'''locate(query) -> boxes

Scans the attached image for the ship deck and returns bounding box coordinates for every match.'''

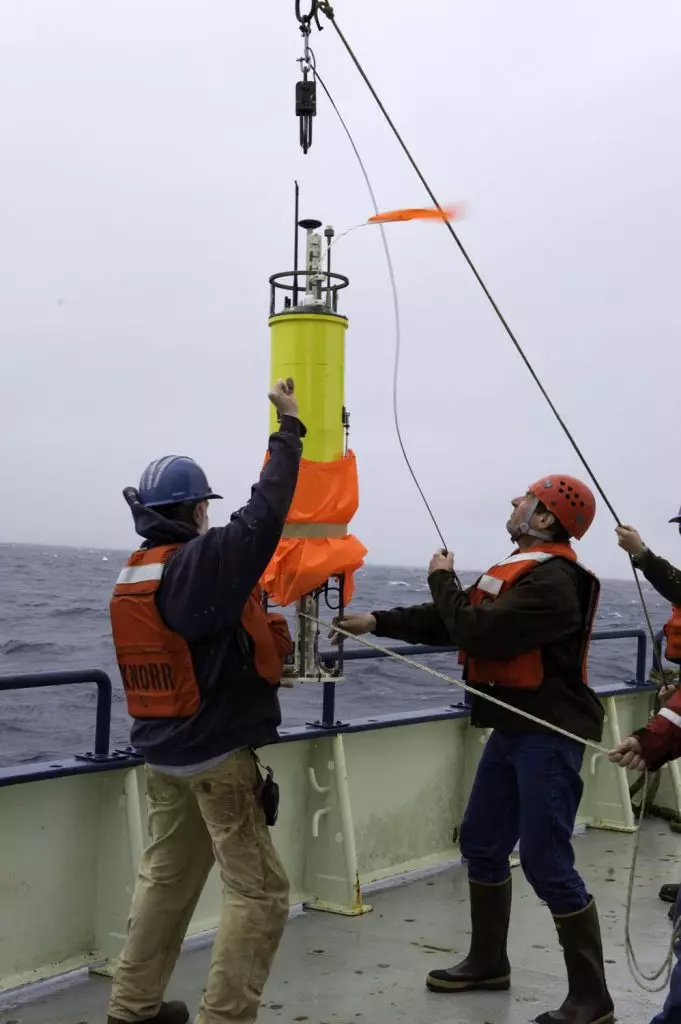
[3,824,679,1024]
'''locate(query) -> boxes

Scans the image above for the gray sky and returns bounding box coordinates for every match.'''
[1,0,680,577]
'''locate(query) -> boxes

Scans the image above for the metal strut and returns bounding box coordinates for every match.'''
[294,1,322,153]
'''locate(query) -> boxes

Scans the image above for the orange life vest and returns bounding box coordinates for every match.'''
[664,607,681,663]
[110,544,292,719]
[457,543,600,691]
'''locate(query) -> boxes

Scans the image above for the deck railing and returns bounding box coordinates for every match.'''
[0,627,653,785]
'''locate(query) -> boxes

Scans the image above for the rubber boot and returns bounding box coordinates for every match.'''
[426,876,512,993]
[660,883,680,904]
[107,1000,189,1024]
[535,898,614,1024]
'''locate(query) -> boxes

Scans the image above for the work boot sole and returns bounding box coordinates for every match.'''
[535,1013,614,1024]
[426,973,511,992]
[107,999,189,1024]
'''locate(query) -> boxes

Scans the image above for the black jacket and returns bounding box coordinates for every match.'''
[125,415,304,765]
[373,556,605,743]
[634,548,681,606]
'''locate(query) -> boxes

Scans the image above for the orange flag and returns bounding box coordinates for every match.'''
[367,204,463,224]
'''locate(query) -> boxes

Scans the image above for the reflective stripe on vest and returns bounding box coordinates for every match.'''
[476,574,504,597]
[116,563,166,586]
[660,706,681,730]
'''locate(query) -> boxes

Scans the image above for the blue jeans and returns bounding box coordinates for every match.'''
[460,730,589,914]
[652,886,681,1023]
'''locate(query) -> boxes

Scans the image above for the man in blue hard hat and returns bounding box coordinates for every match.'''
[107,379,303,1024]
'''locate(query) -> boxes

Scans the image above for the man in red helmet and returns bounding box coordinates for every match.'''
[333,476,613,1024]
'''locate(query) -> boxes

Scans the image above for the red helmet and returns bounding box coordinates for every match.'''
[528,475,596,540]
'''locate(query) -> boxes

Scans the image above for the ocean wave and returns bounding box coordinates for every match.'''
[0,640,79,656]
[49,605,106,619]
[12,599,52,609]
[0,720,34,735]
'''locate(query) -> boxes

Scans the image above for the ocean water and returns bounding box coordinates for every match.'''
[0,543,670,768]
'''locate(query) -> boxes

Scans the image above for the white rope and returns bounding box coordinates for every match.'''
[303,613,680,993]
[624,772,678,992]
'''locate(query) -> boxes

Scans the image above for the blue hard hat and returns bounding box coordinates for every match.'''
[670,507,681,524]
[138,456,222,508]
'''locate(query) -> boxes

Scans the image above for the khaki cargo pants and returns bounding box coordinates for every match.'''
[108,750,290,1024]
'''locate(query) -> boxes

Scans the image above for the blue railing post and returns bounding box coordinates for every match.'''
[93,674,112,757]
[636,634,647,685]
[653,629,665,673]
[321,681,336,727]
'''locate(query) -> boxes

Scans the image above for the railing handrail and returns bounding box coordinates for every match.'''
[319,627,649,723]
[332,630,647,654]
[0,670,112,758]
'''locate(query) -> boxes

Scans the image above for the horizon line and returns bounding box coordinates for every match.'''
[0,538,649,583]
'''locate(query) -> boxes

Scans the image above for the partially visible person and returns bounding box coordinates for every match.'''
[610,690,681,1024]
[617,517,681,913]
[107,379,304,1024]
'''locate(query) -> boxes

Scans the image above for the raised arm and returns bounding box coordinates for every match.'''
[161,380,305,638]
[616,525,681,606]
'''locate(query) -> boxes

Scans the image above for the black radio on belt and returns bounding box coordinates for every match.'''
[260,764,279,827]
[251,748,280,826]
